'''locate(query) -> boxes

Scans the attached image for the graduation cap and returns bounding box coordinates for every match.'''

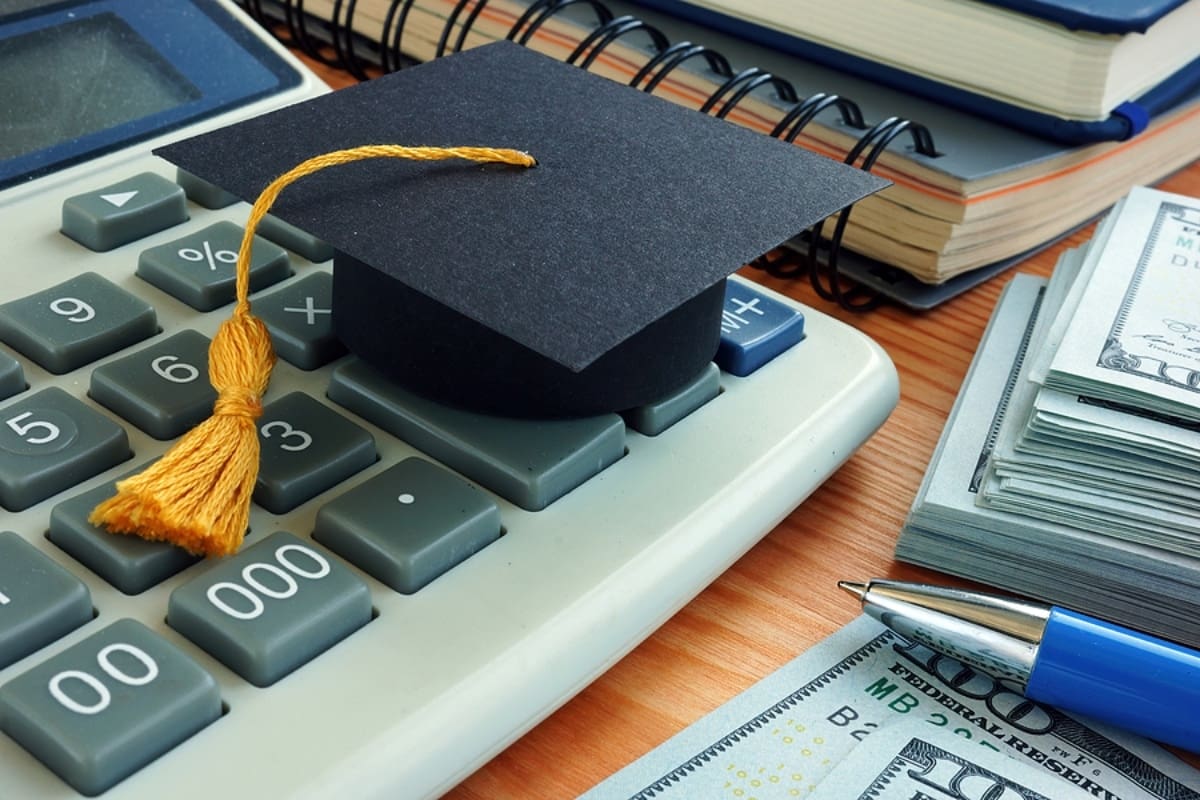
[91,42,886,557]
[155,41,885,418]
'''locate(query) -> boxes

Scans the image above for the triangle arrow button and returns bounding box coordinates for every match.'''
[100,190,138,208]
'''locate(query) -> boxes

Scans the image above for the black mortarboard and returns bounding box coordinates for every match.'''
[156,42,885,417]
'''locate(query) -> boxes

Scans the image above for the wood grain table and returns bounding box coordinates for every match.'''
[297,53,1200,797]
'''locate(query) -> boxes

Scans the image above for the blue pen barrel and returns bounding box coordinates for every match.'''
[1026,608,1200,751]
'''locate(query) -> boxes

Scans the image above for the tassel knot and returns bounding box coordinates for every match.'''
[213,391,263,419]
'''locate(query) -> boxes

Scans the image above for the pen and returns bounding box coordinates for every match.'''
[838,578,1200,753]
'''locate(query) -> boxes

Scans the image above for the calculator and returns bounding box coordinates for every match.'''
[0,0,899,797]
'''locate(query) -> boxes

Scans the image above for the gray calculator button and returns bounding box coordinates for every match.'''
[0,387,130,511]
[136,220,292,311]
[0,532,92,669]
[624,363,720,436]
[176,168,239,210]
[255,272,346,369]
[49,467,201,595]
[61,172,188,252]
[0,618,220,796]
[314,457,502,594]
[257,214,334,262]
[255,391,377,513]
[167,532,371,687]
[0,272,158,374]
[90,330,217,440]
[0,350,24,401]
[328,359,625,510]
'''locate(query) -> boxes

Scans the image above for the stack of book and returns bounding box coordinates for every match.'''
[897,185,1200,646]
[248,0,1200,306]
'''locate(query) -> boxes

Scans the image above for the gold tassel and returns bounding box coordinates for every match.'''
[90,144,537,556]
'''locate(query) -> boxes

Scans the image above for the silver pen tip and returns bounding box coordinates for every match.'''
[837,581,868,601]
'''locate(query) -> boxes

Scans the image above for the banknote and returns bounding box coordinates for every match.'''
[966,207,1200,552]
[1024,209,1114,386]
[1024,388,1200,480]
[806,723,1101,800]
[991,432,1200,511]
[1046,186,1200,423]
[896,273,1200,647]
[580,616,1200,799]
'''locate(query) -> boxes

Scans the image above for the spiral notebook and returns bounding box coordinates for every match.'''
[235,0,1200,309]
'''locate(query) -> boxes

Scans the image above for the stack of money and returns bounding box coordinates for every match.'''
[897,186,1200,647]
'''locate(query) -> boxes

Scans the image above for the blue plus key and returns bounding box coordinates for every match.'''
[715,281,805,377]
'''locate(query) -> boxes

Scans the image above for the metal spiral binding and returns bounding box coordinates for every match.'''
[506,0,612,46]
[805,117,939,311]
[329,0,373,79]
[566,15,669,69]
[246,0,338,68]
[239,0,941,312]
[380,0,420,72]
[700,67,797,117]
[438,0,494,56]
[630,41,732,92]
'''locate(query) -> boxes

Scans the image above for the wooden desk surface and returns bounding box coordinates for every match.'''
[298,55,1200,797]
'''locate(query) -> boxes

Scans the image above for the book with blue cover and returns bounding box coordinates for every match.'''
[629,0,1200,144]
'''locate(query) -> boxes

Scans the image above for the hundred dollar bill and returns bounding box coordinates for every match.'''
[1024,208,1115,386]
[1046,186,1200,423]
[1024,388,1200,482]
[579,616,1200,800]
[972,230,1200,553]
[806,723,1101,800]
[897,274,1200,646]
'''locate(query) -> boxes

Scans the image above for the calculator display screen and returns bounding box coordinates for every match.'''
[0,0,301,190]
[0,14,200,161]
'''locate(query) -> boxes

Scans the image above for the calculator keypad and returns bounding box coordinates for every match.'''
[257,214,334,263]
[253,272,345,369]
[716,281,807,377]
[624,362,721,436]
[1,166,815,796]
[167,532,372,687]
[0,618,220,796]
